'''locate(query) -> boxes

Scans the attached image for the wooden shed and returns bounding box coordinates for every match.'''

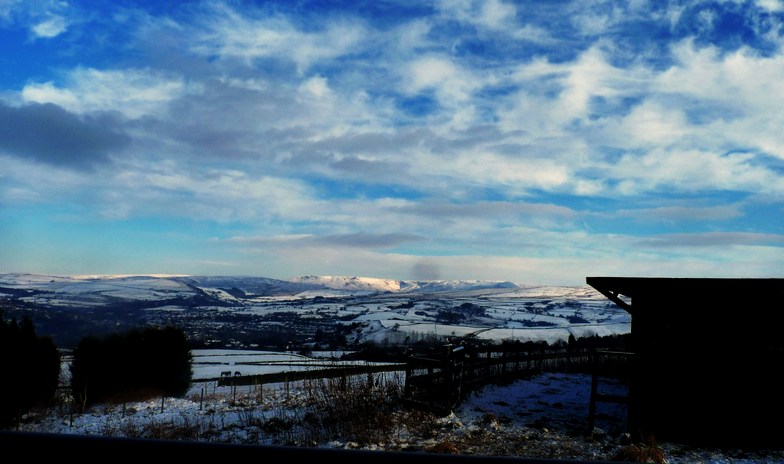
[586,277,784,448]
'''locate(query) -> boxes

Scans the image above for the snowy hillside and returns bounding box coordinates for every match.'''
[0,273,599,300]
[0,273,196,303]
[289,275,405,292]
[287,275,523,294]
[0,272,627,350]
[176,275,324,297]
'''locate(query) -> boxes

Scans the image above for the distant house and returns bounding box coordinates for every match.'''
[587,277,784,448]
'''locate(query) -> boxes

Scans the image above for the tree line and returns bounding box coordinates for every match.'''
[0,311,60,427]
[0,311,192,427]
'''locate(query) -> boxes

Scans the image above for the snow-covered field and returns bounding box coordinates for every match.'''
[18,367,782,464]
[191,349,401,380]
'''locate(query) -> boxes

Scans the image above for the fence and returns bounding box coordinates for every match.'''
[403,344,633,417]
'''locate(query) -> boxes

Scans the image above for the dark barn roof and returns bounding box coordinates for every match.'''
[586,277,784,449]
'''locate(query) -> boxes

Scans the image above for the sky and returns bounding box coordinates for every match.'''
[1,0,784,285]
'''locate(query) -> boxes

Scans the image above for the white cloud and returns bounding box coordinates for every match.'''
[20,82,78,108]
[0,0,73,38]
[449,152,571,191]
[499,47,647,134]
[492,39,784,196]
[299,75,331,99]
[107,165,321,222]
[756,0,784,12]
[610,40,784,163]
[192,3,368,74]
[556,46,629,119]
[401,55,483,106]
[512,24,557,43]
[436,0,517,31]
[31,14,67,38]
[611,149,784,195]
[569,1,626,36]
[0,154,94,203]
[21,68,191,118]
[618,100,690,146]
[393,18,432,51]
[660,41,784,113]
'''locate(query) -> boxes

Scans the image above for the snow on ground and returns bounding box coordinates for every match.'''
[18,370,782,463]
[290,275,404,292]
[191,350,402,380]
[0,273,196,303]
[193,363,348,380]
[490,285,605,299]
[193,349,311,360]
[472,323,631,345]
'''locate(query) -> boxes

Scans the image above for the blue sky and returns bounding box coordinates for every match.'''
[2,0,784,285]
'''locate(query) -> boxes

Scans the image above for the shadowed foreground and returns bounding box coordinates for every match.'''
[0,431,623,464]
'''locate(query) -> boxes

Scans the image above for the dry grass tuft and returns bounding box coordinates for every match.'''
[611,433,667,464]
[428,440,461,454]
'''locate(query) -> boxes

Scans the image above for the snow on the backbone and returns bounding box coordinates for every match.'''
[289,275,522,294]
[0,273,195,300]
[2,273,600,300]
[398,280,520,293]
[0,273,76,287]
[290,275,404,292]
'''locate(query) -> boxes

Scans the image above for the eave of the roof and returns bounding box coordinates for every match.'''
[585,277,784,315]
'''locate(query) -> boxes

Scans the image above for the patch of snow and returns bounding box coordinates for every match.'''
[291,275,404,292]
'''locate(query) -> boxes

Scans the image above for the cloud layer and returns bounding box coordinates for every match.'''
[1,0,783,284]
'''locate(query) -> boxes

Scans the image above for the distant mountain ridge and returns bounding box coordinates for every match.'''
[0,272,618,350]
[288,275,521,293]
[0,273,599,303]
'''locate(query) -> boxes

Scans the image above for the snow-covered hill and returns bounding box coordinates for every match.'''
[0,272,608,318]
[0,272,625,349]
[0,273,196,303]
[289,275,405,292]
[176,275,324,297]
[0,273,591,300]
[288,275,523,294]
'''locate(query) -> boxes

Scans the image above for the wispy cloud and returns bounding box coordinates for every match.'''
[22,68,192,119]
[0,0,74,39]
[615,204,744,222]
[637,232,784,248]
[190,2,369,74]
[31,15,68,38]
[224,232,426,250]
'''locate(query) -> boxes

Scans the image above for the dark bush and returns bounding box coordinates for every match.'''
[70,326,192,408]
[0,311,61,427]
